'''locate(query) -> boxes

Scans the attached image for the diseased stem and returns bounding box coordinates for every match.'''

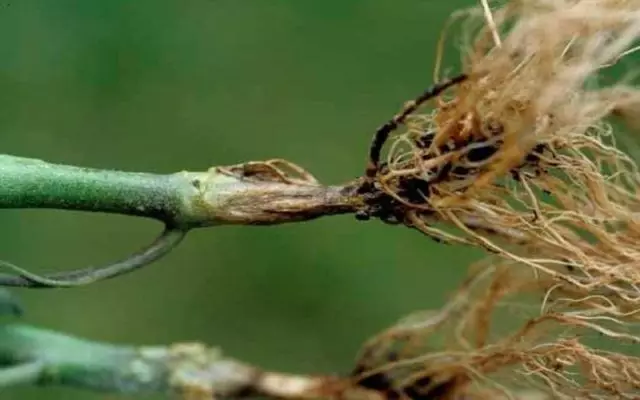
[0,324,372,400]
[0,155,362,228]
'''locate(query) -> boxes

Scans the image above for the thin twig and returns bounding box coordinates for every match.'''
[0,228,186,288]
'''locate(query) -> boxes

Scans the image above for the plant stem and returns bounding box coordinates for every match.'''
[0,361,43,387]
[0,323,352,399]
[0,155,190,225]
[0,155,362,228]
[0,323,174,393]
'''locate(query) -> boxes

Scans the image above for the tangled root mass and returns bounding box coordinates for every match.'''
[355,0,640,398]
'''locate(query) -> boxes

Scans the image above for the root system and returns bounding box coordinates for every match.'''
[355,0,640,398]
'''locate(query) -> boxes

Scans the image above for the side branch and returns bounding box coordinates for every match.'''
[0,228,186,287]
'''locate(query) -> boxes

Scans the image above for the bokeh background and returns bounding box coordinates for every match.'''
[0,1,526,398]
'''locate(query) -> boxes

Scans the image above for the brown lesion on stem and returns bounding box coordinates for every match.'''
[164,342,387,400]
[190,159,365,226]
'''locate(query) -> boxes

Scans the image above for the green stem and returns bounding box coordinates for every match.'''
[0,361,44,387]
[0,228,186,287]
[0,155,194,226]
[0,324,172,393]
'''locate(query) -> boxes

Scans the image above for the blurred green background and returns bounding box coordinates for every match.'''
[0,1,484,399]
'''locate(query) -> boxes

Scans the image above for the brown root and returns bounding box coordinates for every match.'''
[356,0,640,398]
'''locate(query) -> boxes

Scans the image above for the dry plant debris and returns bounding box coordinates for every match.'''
[353,0,640,398]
